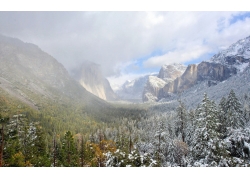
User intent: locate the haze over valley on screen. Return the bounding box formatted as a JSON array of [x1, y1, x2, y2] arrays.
[[1, 11, 250, 168]]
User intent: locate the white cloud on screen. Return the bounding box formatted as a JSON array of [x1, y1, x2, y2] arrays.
[[143, 45, 210, 67], [107, 73, 148, 91], [0, 11, 250, 88], [144, 11, 164, 28]]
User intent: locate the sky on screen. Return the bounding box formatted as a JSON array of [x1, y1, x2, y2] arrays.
[[1, 1, 250, 90]]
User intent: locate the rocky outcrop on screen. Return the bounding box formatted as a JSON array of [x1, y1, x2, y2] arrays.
[[142, 64, 186, 102], [158, 63, 186, 82], [103, 78, 118, 101], [72, 61, 118, 101], [143, 76, 167, 102], [197, 62, 237, 83], [157, 36, 250, 101], [159, 64, 198, 99]]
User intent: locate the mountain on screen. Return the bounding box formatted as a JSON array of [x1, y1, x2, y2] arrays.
[[159, 64, 198, 98], [115, 75, 153, 102], [158, 35, 250, 101], [158, 63, 187, 82], [116, 63, 187, 102], [142, 75, 167, 102], [142, 63, 186, 102], [71, 61, 118, 101], [0, 34, 109, 116]]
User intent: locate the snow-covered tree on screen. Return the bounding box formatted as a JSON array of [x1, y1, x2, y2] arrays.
[[225, 90, 245, 132], [153, 120, 167, 166], [175, 100, 187, 142], [191, 93, 229, 166], [218, 97, 227, 137]]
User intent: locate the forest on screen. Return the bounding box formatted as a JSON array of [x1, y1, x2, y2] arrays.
[[1, 89, 250, 167]]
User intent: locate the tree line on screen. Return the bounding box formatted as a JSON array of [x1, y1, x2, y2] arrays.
[[1, 89, 250, 166]]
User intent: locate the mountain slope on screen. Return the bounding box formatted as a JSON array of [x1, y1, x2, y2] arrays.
[[158, 35, 250, 101], [0, 34, 110, 116]]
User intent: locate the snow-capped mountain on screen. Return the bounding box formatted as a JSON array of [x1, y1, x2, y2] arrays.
[[115, 74, 155, 101], [116, 63, 187, 102], [143, 76, 167, 102], [158, 35, 250, 101], [210, 36, 250, 65], [143, 63, 187, 102], [158, 63, 187, 82], [209, 35, 250, 73]]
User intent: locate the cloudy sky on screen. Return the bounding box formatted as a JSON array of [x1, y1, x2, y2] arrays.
[[0, 6, 250, 89]]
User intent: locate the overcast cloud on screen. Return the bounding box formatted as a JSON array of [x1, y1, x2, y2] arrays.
[[0, 11, 250, 89]]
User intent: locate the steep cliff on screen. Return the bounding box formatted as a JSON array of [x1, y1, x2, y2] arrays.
[[142, 63, 186, 102], [158, 63, 187, 82], [159, 64, 198, 99], [157, 35, 250, 101], [143, 76, 167, 102], [72, 61, 118, 101]]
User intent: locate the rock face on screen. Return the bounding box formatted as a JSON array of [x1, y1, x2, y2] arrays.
[[197, 62, 237, 83], [158, 35, 250, 101], [159, 64, 198, 98], [158, 63, 187, 82], [143, 76, 167, 102], [72, 61, 118, 101], [142, 63, 186, 102]]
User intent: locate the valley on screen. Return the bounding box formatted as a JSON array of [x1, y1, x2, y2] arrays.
[[0, 34, 250, 167]]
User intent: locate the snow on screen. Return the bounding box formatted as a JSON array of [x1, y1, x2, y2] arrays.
[[236, 62, 249, 72], [162, 63, 187, 72], [148, 76, 166, 88], [210, 36, 250, 65]]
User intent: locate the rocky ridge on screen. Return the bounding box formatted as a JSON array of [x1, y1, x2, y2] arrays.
[[157, 35, 250, 101]]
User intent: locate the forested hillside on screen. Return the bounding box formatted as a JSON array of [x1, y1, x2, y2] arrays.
[[1, 89, 249, 166], [0, 34, 250, 167]]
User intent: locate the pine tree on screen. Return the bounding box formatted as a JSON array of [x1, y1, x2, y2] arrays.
[[185, 110, 195, 146], [191, 93, 229, 166], [61, 131, 78, 167], [52, 134, 63, 167], [79, 135, 85, 167], [0, 115, 9, 167], [175, 100, 187, 142], [225, 90, 245, 131], [218, 97, 227, 137], [31, 125, 50, 166], [153, 120, 167, 166]]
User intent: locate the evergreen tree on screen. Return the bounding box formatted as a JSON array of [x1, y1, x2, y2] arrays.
[[185, 110, 195, 146], [61, 131, 78, 166], [52, 135, 63, 167], [31, 125, 50, 166], [153, 120, 167, 166], [175, 100, 187, 142], [0, 115, 9, 167], [79, 135, 85, 167], [218, 97, 227, 137], [225, 90, 245, 131], [191, 93, 229, 166]]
